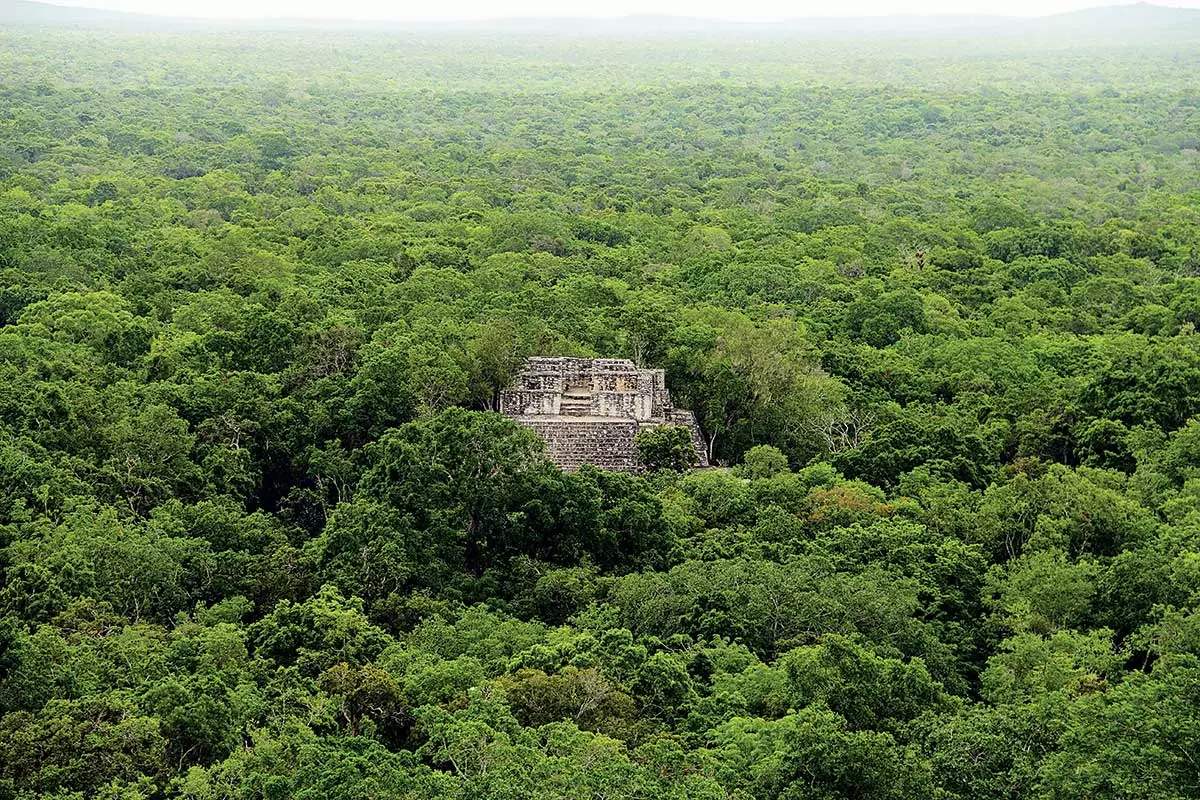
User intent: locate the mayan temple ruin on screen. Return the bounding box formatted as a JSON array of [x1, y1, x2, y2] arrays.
[[499, 357, 709, 472]]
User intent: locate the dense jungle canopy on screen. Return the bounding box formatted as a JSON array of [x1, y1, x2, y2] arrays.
[[2, 10, 1200, 799]]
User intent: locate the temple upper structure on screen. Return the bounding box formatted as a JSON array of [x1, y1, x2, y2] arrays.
[[499, 356, 709, 472]]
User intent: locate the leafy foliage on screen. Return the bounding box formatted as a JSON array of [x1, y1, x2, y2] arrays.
[[1, 18, 1199, 800]]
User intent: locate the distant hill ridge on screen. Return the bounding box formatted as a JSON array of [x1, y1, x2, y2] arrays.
[[1, 0, 158, 25], [1, 0, 1199, 35], [1034, 1, 1200, 29]]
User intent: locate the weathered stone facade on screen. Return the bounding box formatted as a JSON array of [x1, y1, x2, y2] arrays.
[[500, 357, 709, 472]]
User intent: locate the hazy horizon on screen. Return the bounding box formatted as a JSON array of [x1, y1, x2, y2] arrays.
[[33, 0, 1200, 22]]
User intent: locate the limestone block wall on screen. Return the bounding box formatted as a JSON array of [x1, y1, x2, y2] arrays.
[[499, 389, 560, 417], [594, 391, 640, 419], [667, 409, 711, 468], [636, 372, 672, 418], [518, 357, 638, 388], [517, 418, 642, 472]]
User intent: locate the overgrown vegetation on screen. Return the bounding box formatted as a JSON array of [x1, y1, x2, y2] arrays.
[[2, 20, 1200, 800]]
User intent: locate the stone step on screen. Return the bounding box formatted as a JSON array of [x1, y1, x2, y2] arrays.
[[560, 399, 592, 416]]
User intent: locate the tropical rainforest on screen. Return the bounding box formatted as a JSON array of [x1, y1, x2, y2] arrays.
[[2, 10, 1200, 799]]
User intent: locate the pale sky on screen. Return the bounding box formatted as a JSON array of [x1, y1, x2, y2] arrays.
[[43, 0, 1200, 22]]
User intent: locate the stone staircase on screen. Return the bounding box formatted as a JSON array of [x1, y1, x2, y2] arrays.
[[560, 391, 593, 416]]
